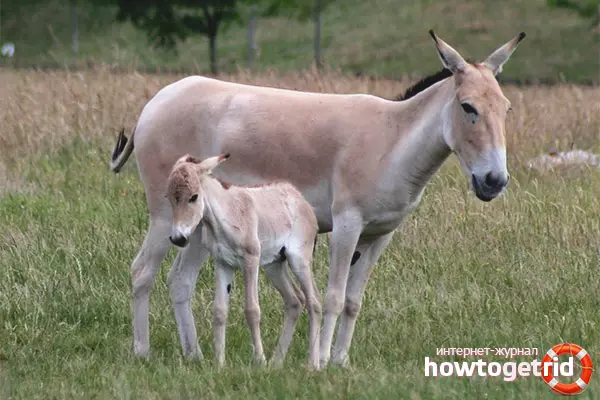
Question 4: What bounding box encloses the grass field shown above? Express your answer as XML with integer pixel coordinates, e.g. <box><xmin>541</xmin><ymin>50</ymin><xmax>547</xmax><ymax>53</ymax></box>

<box><xmin>0</xmin><ymin>67</ymin><xmax>599</xmax><ymax>399</ymax></box>
<box><xmin>1</xmin><ymin>0</ymin><xmax>599</xmax><ymax>83</ymax></box>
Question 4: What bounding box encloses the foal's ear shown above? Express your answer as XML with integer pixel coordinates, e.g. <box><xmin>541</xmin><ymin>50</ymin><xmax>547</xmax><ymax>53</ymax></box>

<box><xmin>173</xmin><ymin>154</ymin><xmax>201</xmax><ymax>167</ymax></box>
<box><xmin>185</xmin><ymin>155</ymin><xmax>202</xmax><ymax>164</ymax></box>
<box><xmin>196</xmin><ymin>153</ymin><xmax>230</xmax><ymax>175</ymax></box>
<box><xmin>483</xmin><ymin>32</ymin><xmax>526</xmax><ymax>76</ymax></box>
<box><xmin>429</xmin><ymin>30</ymin><xmax>468</xmax><ymax>74</ymax></box>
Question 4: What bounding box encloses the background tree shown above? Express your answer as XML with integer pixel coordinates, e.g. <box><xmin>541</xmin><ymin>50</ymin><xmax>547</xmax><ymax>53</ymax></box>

<box><xmin>265</xmin><ymin>0</ymin><xmax>336</xmax><ymax>70</ymax></box>
<box><xmin>112</xmin><ymin>0</ymin><xmax>254</xmax><ymax>74</ymax></box>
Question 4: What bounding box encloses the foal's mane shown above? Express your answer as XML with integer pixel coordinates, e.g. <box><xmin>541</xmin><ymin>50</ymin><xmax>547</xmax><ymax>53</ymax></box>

<box><xmin>395</xmin><ymin>68</ymin><xmax>452</xmax><ymax>101</ymax></box>
<box><xmin>213</xmin><ymin>176</ymin><xmax>282</xmax><ymax>191</ymax></box>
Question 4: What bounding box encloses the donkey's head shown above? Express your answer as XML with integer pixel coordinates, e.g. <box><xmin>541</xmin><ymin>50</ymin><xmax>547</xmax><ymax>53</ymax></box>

<box><xmin>166</xmin><ymin>153</ymin><xmax>230</xmax><ymax>247</ymax></box>
<box><xmin>430</xmin><ymin>30</ymin><xmax>525</xmax><ymax>201</ymax></box>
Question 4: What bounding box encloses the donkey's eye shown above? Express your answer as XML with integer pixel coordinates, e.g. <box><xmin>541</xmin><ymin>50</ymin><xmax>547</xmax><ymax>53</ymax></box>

<box><xmin>461</xmin><ymin>103</ymin><xmax>478</xmax><ymax>115</ymax></box>
<box><xmin>189</xmin><ymin>194</ymin><xmax>198</xmax><ymax>203</ymax></box>
<box><xmin>461</xmin><ymin>103</ymin><xmax>478</xmax><ymax>124</ymax></box>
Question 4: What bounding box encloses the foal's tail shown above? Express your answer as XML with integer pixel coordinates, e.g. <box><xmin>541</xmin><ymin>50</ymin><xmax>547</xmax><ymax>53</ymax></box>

<box><xmin>110</xmin><ymin>126</ymin><xmax>136</xmax><ymax>173</ymax></box>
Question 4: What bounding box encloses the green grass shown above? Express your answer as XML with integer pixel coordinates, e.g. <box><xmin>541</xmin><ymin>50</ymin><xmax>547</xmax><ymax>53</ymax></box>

<box><xmin>1</xmin><ymin>0</ymin><xmax>599</xmax><ymax>83</ymax></box>
<box><xmin>1</xmin><ymin>135</ymin><xmax>600</xmax><ymax>399</ymax></box>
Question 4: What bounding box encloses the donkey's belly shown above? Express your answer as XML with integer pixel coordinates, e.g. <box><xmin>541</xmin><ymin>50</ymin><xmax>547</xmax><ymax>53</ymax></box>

<box><xmin>362</xmin><ymin>202</ymin><xmax>419</xmax><ymax>236</ymax></box>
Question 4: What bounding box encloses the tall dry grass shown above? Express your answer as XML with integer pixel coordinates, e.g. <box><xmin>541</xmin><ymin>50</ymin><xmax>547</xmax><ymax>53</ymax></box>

<box><xmin>1</xmin><ymin>66</ymin><xmax>597</xmax><ymax>168</ymax></box>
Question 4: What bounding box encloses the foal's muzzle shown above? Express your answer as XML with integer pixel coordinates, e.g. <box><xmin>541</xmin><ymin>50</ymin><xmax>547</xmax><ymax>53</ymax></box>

<box><xmin>169</xmin><ymin>234</ymin><xmax>189</xmax><ymax>248</ymax></box>
<box><xmin>471</xmin><ymin>172</ymin><xmax>510</xmax><ymax>202</ymax></box>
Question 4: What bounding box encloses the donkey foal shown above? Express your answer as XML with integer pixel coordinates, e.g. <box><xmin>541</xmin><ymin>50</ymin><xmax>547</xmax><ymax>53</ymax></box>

<box><xmin>166</xmin><ymin>153</ymin><xmax>322</xmax><ymax>369</ymax></box>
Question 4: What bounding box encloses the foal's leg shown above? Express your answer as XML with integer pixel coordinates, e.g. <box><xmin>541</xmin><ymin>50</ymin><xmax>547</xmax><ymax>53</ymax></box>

<box><xmin>286</xmin><ymin>249</ymin><xmax>323</xmax><ymax>371</ymax></box>
<box><xmin>331</xmin><ymin>232</ymin><xmax>394</xmax><ymax>367</ymax></box>
<box><xmin>213</xmin><ymin>263</ymin><xmax>234</xmax><ymax>367</ymax></box>
<box><xmin>131</xmin><ymin>216</ymin><xmax>172</xmax><ymax>358</ymax></box>
<box><xmin>319</xmin><ymin>210</ymin><xmax>363</xmax><ymax>368</ymax></box>
<box><xmin>242</xmin><ymin>253</ymin><xmax>265</xmax><ymax>364</ymax></box>
<box><xmin>167</xmin><ymin>229</ymin><xmax>210</xmax><ymax>359</ymax></box>
<box><xmin>262</xmin><ymin>262</ymin><xmax>303</xmax><ymax>368</ymax></box>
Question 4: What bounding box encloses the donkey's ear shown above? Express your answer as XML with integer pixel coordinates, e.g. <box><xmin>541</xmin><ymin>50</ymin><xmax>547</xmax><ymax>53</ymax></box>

<box><xmin>483</xmin><ymin>32</ymin><xmax>526</xmax><ymax>76</ymax></box>
<box><xmin>429</xmin><ymin>30</ymin><xmax>468</xmax><ymax>74</ymax></box>
<box><xmin>196</xmin><ymin>153</ymin><xmax>230</xmax><ymax>175</ymax></box>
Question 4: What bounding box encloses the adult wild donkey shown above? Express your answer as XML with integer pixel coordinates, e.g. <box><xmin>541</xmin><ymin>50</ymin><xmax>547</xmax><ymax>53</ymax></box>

<box><xmin>110</xmin><ymin>31</ymin><xmax>526</xmax><ymax>368</ymax></box>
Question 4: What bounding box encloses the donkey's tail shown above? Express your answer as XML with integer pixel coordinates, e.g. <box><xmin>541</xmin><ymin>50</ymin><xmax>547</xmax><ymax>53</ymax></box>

<box><xmin>110</xmin><ymin>126</ymin><xmax>135</xmax><ymax>173</ymax></box>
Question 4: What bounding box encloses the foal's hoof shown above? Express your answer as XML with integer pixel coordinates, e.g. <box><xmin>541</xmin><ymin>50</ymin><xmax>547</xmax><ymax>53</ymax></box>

<box><xmin>133</xmin><ymin>344</ymin><xmax>151</xmax><ymax>360</ymax></box>
<box><xmin>253</xmin><ymin>354</ymin><xmax>267</xmax><ymax>366</ymax></box>
<box><xmin>308</xmin><ymin>360</ymin><xmax>322</xmax><ymax>371</ymax></box>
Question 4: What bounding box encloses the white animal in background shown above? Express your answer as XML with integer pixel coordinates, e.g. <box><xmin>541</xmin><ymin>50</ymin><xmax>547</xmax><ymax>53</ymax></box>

<box><xmin>527</xmin><ymin>149</ymin><xmax>600</xmax><ymax>172</ymax></box>
<box><xmin>1</xmin><ymin>43</ymin><xmax>15</xmax><ymax>57</ymax></box>
<box><xmin>165</xmin><ymin>153</ymin><xmax>322</xmax><ymax>369</ymax></box>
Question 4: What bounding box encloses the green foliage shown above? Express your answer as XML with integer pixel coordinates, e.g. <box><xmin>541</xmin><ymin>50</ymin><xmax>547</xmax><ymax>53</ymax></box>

<box><xmin>547</xmin><ymin>0</ymin><xmax>600</xmax><ymax>22</ymax></box>
<box><xmin>110</xmin><ymin>0</ymin><xmax>245</xmax><ymax>47</ymax></box>
<box><xmin>97</xmin><ymin>0</ymin><xmax>259</xmax><ymax>73</ymax></box>
<box><xmin>0</xmin><ymin>0</ymin><xmax>598</xmax><ymax>82</ymax></box>
<box><xmin>264</xmin><ymin>0</ymin><xmax>336</xmax><ymax>21</ymax></box>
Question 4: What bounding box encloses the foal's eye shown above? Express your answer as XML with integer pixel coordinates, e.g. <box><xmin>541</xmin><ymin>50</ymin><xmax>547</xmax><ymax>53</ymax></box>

<box><xmin>189</xmin><ymin>194</ymin><xmax>198</xmax><ymax>203</ymax></box>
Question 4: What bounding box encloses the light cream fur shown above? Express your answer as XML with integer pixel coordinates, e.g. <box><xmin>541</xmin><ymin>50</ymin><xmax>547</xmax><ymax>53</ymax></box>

<box><xmin>166</xmin><ymin>154</ymin><xmax>322</xmax><ymax>369</ymax></box>
<box><xmin>110</xmin><ymin>31</ymin><xmax>526</xmax><ymax>368</ymax></box>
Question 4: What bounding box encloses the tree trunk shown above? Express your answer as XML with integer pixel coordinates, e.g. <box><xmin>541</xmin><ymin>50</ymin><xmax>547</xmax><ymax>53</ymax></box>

<box><xmin>71</xmin><ymin>0</ymin><xmax>78</xmax><ymax>55</ymax></box>
<box><xmin>247</xmin><ymin>6</ymin><xmax>257</xmax><ymax>70</ymax></box>
<box><xmin>314</xmin><ymin>0</ymin><xmax>323</xmax><ymax>70</ymax></box>
<box><xmin>209</xmin><ymin>33</ymin><xmax>217</xmax><ymax>75</ymax></box>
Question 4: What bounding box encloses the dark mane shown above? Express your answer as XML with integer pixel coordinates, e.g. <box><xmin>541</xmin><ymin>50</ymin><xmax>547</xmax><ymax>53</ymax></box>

<box><xmin>395</xmin><ymin>68</ymin><xmax>453</xmax><ymax>101</ymax></box>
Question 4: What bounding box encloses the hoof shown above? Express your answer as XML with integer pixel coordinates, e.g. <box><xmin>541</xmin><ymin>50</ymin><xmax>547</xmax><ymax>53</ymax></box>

<box><xmin>319</xmin><ymin>357</ymin><xmax>330</xmax><ymax>369</ymax></box>
<box><xmin>308</xmin><ymin>360</ymin><xmax>322</xmax><ymax>371</ymax></box>
<box><xmin>133</xmin><ymin>343</ymin><xmax>150</xmax><ymax>360</ymax></box>
<box><xmin>253</xmin><ymin>354</ymin><xmax>267</xmax><ymax>366</ymax></box>
<box><xmin>183</xmin><ymin>345</ymin><xmax>204</xmax><ymax>361</ymax></box>
<box><xmin>269</xmin><ymin>357</ymin><xmax>284</xmax><ymax>370</ymax></box>
<box><xmin>330</xmin><ymin>355</ymin><xmax>350</xmax><ymax>368</ymax></box>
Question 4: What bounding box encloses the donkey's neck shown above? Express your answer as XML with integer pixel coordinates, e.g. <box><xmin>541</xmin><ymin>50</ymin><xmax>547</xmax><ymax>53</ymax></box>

<box><xmin>385</xmin><ymin>78</ymin><xmax>454</xmax><ymax>205</ymax></box>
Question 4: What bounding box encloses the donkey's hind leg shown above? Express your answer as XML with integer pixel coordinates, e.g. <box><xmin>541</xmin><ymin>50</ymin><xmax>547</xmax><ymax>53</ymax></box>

<box><xmin>262</xmin><ymin>262</ymin><xmax>303</xmax><ymax>369</ymax></box>
<box><xmin>286</xmin><ymin>247</ymin><xmax>322</xmax><ymax>371</ymax></box>
<box><xmin>131</xmin><ymin>217</ymin><xmax>172</xmax><ymax>358</ymax></box>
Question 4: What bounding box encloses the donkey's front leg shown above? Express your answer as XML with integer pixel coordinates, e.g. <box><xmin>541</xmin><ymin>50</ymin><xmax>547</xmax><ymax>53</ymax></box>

<box><xmin>131</xmin><ymin>217</ymin><xmax>172</xmax><ymax>359</ymax></box>
<box><xmin>319</xmin><ymin>209</ymin><xmax>363</xmax><ymax>368</ymax></box>
<box><xmin>331</xmin><ymin>232</ymin><xmax>394</xmax><ymax>367</ymax></box>
<box><xmin>242</xmin><ymin>253</ymin><xmax>266</xmax><ymax>364</ymax></box>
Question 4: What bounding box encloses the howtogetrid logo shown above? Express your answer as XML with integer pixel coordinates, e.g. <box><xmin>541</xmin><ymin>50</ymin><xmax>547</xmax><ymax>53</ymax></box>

<box><xmin>425</xmin><ymin>342</ymin><xmax>593</xmax><ymax>396</ymax></box>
